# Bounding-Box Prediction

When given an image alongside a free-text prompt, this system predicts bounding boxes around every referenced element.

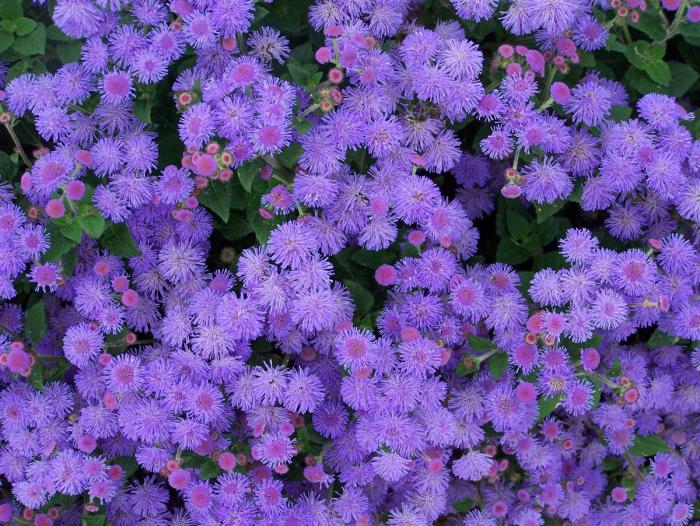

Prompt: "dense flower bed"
[1,0,700,524]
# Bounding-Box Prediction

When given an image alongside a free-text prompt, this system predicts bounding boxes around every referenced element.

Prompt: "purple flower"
[590,289,627,330]
[53,0,103,38]
[157,166,193,204]
[63,323,104,367]
[158,241,205,284]
[573,16,608,51]
[266,221,317,269]
[248,27,290,64]
[565,76,612,126]
[179,103,215,148]
[452,450,493,481]
[521,157,572,204]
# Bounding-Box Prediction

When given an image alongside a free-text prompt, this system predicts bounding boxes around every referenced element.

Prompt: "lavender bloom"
[3,0,700,523]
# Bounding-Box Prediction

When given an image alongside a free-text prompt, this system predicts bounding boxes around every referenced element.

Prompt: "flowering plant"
[0,0,700,524]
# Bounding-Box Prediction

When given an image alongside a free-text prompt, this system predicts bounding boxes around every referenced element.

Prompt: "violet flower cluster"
[0,0,699,525]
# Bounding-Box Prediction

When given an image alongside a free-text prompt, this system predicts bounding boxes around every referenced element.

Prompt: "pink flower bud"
[65,180,86,201]
[45,199,65,219]
[315,47,332,63]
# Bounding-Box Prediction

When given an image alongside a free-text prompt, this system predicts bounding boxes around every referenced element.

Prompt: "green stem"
[621,21,633,45]
[624,452,646,480]
[538,97,553,111]
[588,371,620,390]
[263,154,292,177]
[3,121,33,168]
[271,173,291,187]
[485,79,500,92]
[0,320,21,340]
[332,38,341,64]
[474,347,499,366]
[299,103,320,119]
[541,65,556,101]
[512,147,522,171]
[604,16,619,30]
[666,0,689,38]
[35,354,69,364]
[236,32,247,54]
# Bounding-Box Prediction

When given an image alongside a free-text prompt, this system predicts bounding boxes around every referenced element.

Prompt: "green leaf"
[681,18,700,37]
[488,352,508,380]
[453,498,475,513]
[276,142,303,169]
[199,459,223,479]
[198,180,233,221]
[535,199,565,223]
[468,334,496,353]
[629,11,667,41]
[624,41,670,86]
[238,158,264,192]
[101,223,140,258]
[133,98,153,123]
[61,247,78,277]
[57,41,82,63]
[0,0,22,19]
[577,51,595,68]
[80,214,105,238]
[46,25,72,41]
[0,151,16,180]
[506,210,530,241]
[628,434,671,457]
[665,62,700,97]
[6,60,27,82]
[648,330,675,348]
[643,60,671,86]
[13,23,46,56]
[253,5,269,23]
[624,40,649,69]
[496,238,530,265]
[610,106,632,122]
[350,248,397,269]
[294,118,312,135]
[455,359,471,377]
[215,227,241,251]
[605,35,627,53]
[288,41,315,64]
[0,31,14,53]
[517,270,534,299]
[537,394,562,421]
[287,60,318,87]
[591,378,601,409]
[27,360,44,390]
[608,358,622,377]
[248,217,276,245]
[60,221,83,243]
[307,71,323,88]
[602,457,621,472]
[343,279,374,318]
[14,17,36,36]
[287,60,308,85]
[230,182,248,210]
[111,455,139,478]
[25,301,47,344]
[533,217,571,247]
[264,0,314,35]
[42,229,76,263]
[648,42,666,60]
[81,513,106,526]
